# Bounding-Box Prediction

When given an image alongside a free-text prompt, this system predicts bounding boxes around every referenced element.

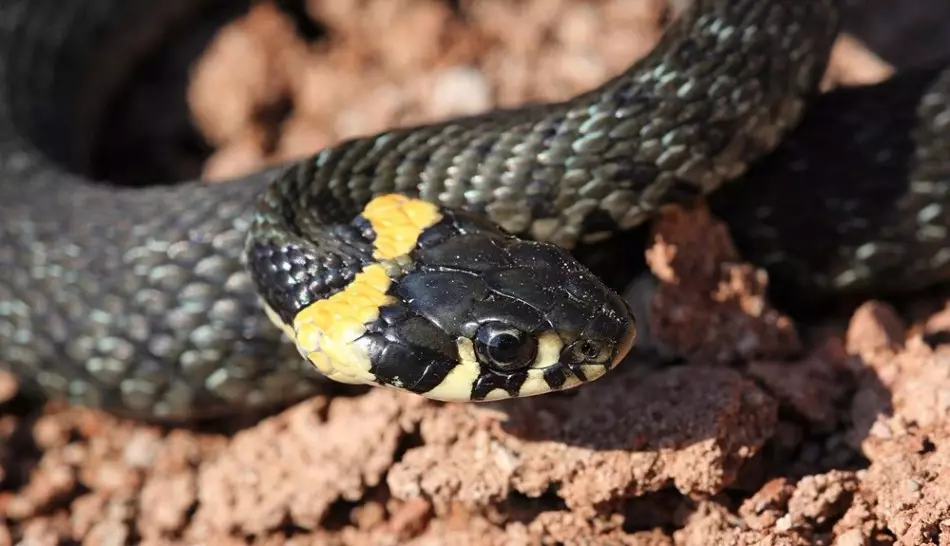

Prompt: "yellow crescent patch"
[291,263,394,384]
[287,194,444,384]
[361,194,442,260]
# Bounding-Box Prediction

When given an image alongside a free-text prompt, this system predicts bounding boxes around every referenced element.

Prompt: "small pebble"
[429,67,493,119]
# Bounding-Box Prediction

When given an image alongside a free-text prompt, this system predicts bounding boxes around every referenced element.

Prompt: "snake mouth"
[560,342,623,384]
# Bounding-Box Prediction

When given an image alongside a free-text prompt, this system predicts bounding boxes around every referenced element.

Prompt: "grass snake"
[1,0,948,421]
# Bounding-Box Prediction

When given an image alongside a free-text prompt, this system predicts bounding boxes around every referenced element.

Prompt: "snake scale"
[0,0,948,421]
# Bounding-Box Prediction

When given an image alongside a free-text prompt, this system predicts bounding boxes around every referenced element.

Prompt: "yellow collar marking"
[292,263,394,385]
[288,194,443,384]
[361,194,442,260]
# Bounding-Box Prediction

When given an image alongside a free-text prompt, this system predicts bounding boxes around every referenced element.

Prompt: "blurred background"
[95,0,950,189]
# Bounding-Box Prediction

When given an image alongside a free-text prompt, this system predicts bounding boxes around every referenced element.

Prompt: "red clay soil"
[3,1,950,544]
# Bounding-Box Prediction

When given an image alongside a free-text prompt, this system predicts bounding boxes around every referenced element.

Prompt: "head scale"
[355,205,637,401]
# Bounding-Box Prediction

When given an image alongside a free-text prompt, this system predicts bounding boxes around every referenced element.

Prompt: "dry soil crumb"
[388,365,776,517]
[860,426,950,545]
[645,204,802,364]
[4,1,950,545]
[846,301,908,359]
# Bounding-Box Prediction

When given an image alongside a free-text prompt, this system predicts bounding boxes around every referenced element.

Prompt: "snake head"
[253,194,636,402]
[355,203,637,402]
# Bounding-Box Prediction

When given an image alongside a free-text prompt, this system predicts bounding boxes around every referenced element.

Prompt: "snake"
[1,0,948,422]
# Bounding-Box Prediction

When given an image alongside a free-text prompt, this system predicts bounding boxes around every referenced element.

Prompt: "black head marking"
[357,207,636,399]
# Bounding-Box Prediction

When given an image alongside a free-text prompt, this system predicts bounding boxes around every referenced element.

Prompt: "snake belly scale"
[0,0,947,421]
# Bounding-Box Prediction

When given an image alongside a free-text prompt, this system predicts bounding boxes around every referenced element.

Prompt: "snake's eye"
[569,339,610,364]
[474,321,538,372]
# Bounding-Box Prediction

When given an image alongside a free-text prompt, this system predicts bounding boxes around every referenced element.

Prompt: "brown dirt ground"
[4,0,950,544]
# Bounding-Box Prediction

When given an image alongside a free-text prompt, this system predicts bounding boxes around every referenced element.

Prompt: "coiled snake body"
[0,0,948,420]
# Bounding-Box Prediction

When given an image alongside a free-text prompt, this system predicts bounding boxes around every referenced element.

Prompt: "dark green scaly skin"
[0,0,319,419]
[0,0,945,421]
[710,65,950,301]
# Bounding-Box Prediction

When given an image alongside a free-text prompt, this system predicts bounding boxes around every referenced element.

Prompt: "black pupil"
[489,333,524,363]
[581,341,598,357]
[474,323,537,371]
